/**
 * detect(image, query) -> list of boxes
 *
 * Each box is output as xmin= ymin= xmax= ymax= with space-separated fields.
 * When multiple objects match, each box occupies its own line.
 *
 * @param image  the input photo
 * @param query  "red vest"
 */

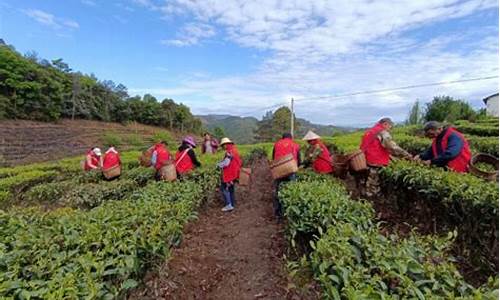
xmin=175 ymin=149 xmax=194 ymax=174
xmin=360 ymin=123 xmax=391 ymax=166
xmin=311 ymin=141 xmax=334 ymax=174
xmin=154 ymin=144 xmax=171 ymax=170
xmin=223 ymin=145 xmax=242 ymax=183
xmin=274 ymin=138 xmax=300 ymax=161
xmin=84 ymin=151 xmax=100 ymax=171
xmin=102 ymin=148 xmax=120 ymax=170
xmin=432 ymin=127 xmax=471 ymax=173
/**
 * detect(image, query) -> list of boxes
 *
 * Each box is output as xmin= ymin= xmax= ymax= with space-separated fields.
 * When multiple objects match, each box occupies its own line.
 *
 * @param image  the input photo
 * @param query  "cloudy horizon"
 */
xmin=1 ymin=0 xmax=498 ymax=126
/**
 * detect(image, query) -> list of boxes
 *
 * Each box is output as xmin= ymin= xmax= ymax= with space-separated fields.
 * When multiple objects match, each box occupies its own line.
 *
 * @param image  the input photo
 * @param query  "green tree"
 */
xmin=254 ymin=106 xmax=299 ymax=142
xmin=424 ymin=96 xmax=477 ymax=122
xmin=175 ymin=104 xmax=191 ymax=132
xmin=213 ymin=126 xmax=225 ymax=139
xmin=406 ymin=100 xmax=424 ymax=125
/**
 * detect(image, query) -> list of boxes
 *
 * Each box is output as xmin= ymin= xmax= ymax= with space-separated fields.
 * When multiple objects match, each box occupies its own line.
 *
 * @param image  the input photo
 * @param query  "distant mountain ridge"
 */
xmin=197 ymin=114 xmax=356 ymax=144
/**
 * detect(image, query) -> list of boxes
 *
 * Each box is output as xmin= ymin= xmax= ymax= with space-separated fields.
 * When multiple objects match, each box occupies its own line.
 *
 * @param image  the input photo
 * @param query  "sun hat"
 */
xmin=92 ymin=147 xmax=102 ymax=156
xmin=183 ymin=136 xmax=197 ymax=147
xmin=220 ymin=137 xmax=233 ymax=146
xmin=302 ymin=130 xmax=321 ymax=141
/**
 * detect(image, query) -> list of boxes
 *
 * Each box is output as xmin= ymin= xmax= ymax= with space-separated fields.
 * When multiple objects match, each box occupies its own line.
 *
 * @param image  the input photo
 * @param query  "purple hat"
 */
xmin=183 ymin=136 xmax=197 ymax=147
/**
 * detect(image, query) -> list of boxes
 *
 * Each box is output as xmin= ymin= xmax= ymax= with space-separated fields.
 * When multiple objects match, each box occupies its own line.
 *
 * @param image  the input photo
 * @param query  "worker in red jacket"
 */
xmin=303 ymin=130 xmax=333 ymax=174
xmin=360 ymin=117 xmax=411 ymax=197
xmin=417 ymin=121 xmax=471 ymax=173
xmin=272 ymin=133 xmax=301 ymax=220
xmin=102 ymin=145 xmax=121 ymax=179
xmin=151 ymin=141 xmax=171 ymax=180
xmin=83 ymin=147 xmax=101 ymax=171
xmin=175 ymin=136 xmax=201 ymax=176
xmin=217 ymin=137 xmax=242 ymax=212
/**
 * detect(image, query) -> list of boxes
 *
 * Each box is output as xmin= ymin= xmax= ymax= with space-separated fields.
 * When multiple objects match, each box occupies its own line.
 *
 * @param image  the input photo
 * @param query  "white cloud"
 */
xmin=23 ymin=9 xmax=80 ymax=30
xmin=81 ymin=0 xmax=96 ymax=6
xmin=161 ymin=23 xmax=216 ymax=47
xmin=134 ymin=0 xmax=498 ymax=126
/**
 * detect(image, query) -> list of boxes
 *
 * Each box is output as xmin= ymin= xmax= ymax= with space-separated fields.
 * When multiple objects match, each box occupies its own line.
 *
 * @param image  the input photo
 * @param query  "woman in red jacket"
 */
xmin=102 ymin=145 xmax=121 ymax=180
xmin=83 ymin=147 xmax=102 ymax=171
xmin=151 ymin=141 xmax=171 ymax=180
xmin=217 ymin=137 xmax=242 ymax=212
xmin=303 ymin=131 xmax=334 ymax=174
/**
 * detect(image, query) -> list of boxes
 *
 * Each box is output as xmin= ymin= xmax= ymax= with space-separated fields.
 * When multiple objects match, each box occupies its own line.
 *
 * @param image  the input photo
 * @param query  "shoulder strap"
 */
xmin=175 ymin=149 xmax=191 ymax=167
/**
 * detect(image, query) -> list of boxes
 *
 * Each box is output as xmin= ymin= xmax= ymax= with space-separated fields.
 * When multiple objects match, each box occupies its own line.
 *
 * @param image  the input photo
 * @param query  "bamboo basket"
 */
xmin=139 ymin=149 xmax=153 ymax=167
xmin=269 ymin=154 xmax=298 ymax=180
xmin=239 ymin=168 xmax=252 ymax=186
xmin=348 ymin=150 xmax=367 ymax=172
xmin=103 ymin=165 xmax=121 ymax=179
xmin=333 ymin=154 xmax=349 ymax=177
xmin=160 ymin=163 xmax=177 ymax=182
xmin=469 ymin=153 xmax=498 ymax=182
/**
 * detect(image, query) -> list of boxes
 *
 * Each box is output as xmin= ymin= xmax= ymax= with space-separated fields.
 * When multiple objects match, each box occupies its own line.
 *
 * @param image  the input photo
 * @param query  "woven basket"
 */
xmin=348 ymin=150 xmax=367 ymax=172
xmin=469 ymin=153 xmax=498 ymax=182
xmin=239 ymin=168 xmax=252 ymax=186
xmin=103 ymin=165 xmax=121 ymax=179
xmin=160 ymin=163 xmax=177 ymax=182
xmin=333 ymin=154 xmax=349 ymax=177
xmin=269 ymin=154 xmax=298 ymax=180
xmin=139 ymin=150 xmax=153 ymax=167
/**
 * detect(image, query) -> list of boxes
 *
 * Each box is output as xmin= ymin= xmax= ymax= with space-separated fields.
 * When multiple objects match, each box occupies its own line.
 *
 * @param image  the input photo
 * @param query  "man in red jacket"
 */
xmin=272 ymin=133 xmax=301 ymax=220
xmin=360 ymin=118 xmax=411 ymax=196
xmin=416 ymin=121 xmax=471 ymax=173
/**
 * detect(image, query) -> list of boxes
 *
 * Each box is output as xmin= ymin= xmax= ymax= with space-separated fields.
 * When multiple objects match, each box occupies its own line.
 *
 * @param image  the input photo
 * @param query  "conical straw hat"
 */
xmin=220 ymin=137 xmax=233 ymax=145
xmin=302 ymin=130 xmax=321 ymax=141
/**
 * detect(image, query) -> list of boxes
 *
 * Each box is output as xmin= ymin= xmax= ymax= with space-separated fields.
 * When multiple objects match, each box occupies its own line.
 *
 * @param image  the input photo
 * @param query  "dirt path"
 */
xmin=131 ymin=159 xmax=299 ymax=299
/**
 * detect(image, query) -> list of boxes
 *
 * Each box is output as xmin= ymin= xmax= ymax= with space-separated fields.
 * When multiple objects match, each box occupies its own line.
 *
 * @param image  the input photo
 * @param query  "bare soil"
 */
xmin=0 ymin=119 xmax=184 ymax=166
xmin=130 ymin=159 xmax=317 ymax=300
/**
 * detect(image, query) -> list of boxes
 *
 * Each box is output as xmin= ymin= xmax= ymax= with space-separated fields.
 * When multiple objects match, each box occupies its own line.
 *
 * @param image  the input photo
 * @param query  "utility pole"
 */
xmin=290 ymin=97 xmax=294 ymax=138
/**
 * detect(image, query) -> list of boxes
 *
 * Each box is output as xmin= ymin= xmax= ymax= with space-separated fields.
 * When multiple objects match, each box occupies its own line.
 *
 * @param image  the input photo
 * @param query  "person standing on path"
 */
xmin=201 ymin=132 xmax=219 ymax=154
xmin=151 ymin=140 xmax=172 ymax=180
xmin=175 ymin=136 xmax=201 ymax=177
xmin=272 ymin=133 xmax=301 ymax=221
xmin=303 ymin=131 xmax=334 ymax=174
xmin=359 ymin=117 xmax=412 ymax=197
xmin=217 ymin=137 xmax=242 ymax=212
xmin=415 ymin=121 xmax=471 ymax=173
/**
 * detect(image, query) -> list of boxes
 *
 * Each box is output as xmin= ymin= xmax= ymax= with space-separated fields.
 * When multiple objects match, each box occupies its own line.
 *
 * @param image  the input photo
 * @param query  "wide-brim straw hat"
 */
xmin=302 ymin=130 xmax=321 ymax=141
xmin=220 ymin=137 xmax=233 ymax=146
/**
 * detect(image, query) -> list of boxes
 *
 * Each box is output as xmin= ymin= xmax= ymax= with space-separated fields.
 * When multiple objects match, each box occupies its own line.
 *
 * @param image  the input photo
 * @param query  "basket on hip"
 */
xmin=239 ymin=168 xmax=252 ymax=186
xmin=348 ymin=150 xmax=367 ymax=172
xmin=160 ymin=162 xmax=177 ymax=182
xmin=103 ymin=165 xmax=121 ymax=179
xmin=269 ymin=154 xmax=298 ymax=180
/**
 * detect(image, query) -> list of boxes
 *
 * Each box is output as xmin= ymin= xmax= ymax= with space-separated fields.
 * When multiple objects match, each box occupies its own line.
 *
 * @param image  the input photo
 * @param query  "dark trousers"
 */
xmin=273 ymin=173 xmax=297 ymax=217
xmin=220 ymin=182 xmax=236 ymax=207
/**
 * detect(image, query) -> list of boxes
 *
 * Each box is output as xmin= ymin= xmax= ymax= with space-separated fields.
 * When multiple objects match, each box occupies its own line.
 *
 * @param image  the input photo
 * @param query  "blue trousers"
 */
xmin=220 ymin=182 xmax=236 ymax=207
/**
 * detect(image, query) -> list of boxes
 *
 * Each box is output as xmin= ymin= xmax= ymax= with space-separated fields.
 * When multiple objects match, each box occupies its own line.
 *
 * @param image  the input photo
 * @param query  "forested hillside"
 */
xmin=0 ymin=40 xmax=201 ymax=132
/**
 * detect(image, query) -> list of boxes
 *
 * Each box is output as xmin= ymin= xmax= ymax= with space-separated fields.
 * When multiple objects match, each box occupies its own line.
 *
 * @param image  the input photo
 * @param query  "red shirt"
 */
xmin=102 ymin=148 xmax=121 ymax=170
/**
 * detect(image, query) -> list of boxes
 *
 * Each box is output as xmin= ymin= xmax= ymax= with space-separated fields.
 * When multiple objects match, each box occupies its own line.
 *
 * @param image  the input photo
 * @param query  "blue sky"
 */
xmin=0 ymin=0 xmax=498 ymax=126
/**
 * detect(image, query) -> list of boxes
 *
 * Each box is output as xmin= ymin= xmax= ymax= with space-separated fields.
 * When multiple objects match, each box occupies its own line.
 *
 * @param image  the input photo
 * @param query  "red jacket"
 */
xmin=223 ymin=144 xmax=242 ymax=183
xmin=154 ymin=144 xmax=171 ymax=170
xmin=273 ymin=138 xmax=300 ymax=162
xmin=84 ymin=150 xmax=100 ymax=171
xmin=175 ymin=148 xmax=194 ymax=174
xmin=432 ymin=127 xmax=471 ymax=173
xmin=360 ymin=123 xmax=391 ymax=166
xmin=311 ymin=140 xmax=334 ymax=174
xmin=102 ymin=148 xmax=120 ymax=170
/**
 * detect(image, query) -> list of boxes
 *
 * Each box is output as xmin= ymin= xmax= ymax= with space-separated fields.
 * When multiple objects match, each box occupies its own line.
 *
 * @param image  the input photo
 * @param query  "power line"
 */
xmin=233 ymin=75 xmax=498 ymax=117
xmin=294 ymin=75 xmax=498 ymax=102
